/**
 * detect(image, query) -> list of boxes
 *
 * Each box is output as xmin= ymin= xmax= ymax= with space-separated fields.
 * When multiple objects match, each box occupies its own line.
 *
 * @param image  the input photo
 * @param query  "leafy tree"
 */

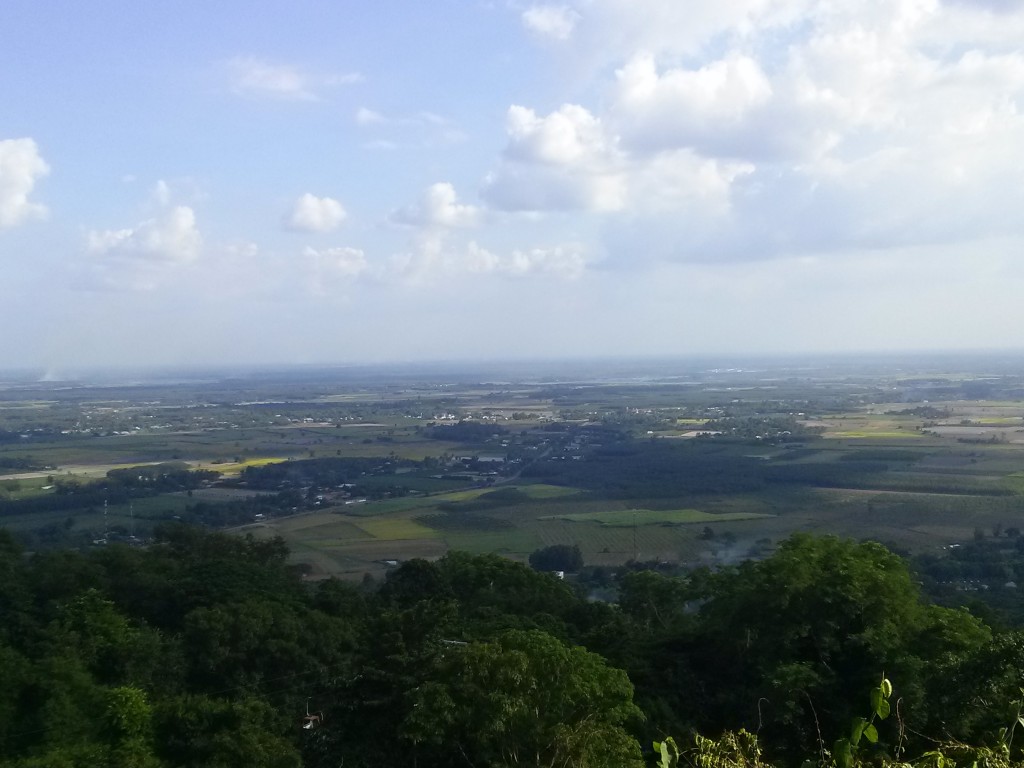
xmin=153 ymin=694 xmax=300 ymax=768
xmin=617 ymin=570 xmax=694 ymax=632
xmin=652 ymin=535 xmax=989 ymax=756
xmin=529 ymin=543 xmax=584 ymax=572
xmin=402 ymin=629 xmax=644 ymax=768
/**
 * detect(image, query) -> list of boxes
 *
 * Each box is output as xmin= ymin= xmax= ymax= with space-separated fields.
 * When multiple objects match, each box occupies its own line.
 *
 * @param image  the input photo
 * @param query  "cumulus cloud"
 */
xmin=553 ymin=0 xmax=813 ymax=63
xmin=88 ymin=206 xmax=201 ymax=264
xmin=611 ymin=53 xmax=774 ymax=155
xmin=391 ymin=183 xmax=480 ymax=228
xmin=0 ymin=138 xmax=49 ymax=229
xmin=488 ymin=0 xmax=1024 ymax=266
xmin=85 ymin=206 xmax=202 ymax=290
xmin=522 ymin=5 xmax=582 ymax=40
xmin=504 ymin=104 xmax=612 ymax=165
xmin=483 ymin=104 xmax=626 ymax=212
xmin=285 ymin=193 xmax=348 ymax=232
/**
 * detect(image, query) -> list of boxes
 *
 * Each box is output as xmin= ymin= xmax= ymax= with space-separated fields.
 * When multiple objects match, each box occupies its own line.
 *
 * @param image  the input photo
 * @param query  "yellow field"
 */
xmin=191 ymin=456 xmax=290 ymax=474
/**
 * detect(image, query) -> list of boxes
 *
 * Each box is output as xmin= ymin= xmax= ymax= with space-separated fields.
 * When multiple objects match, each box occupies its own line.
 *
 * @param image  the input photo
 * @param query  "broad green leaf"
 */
xmin=864 ymin=723 xmax=878 ymax=744
xmin=850 ymin=717 xmax=867 ymax=746
xmin=835 ymin=739 xmax=853 ymax=768
xmin=877 ymin=698 xmax=891 ymax=720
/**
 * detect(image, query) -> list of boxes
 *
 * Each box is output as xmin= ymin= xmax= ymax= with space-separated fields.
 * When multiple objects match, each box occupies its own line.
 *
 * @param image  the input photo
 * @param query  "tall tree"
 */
xmin=402 ymin=629 xmax=644 ymax=768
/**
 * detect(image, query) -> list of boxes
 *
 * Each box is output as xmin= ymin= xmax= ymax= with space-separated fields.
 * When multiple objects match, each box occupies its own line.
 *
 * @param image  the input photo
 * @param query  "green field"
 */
xmin=8 ymin=363 xmax=1024 ymax=577
xmin=542 ymin=509 xmax=772 ymax=526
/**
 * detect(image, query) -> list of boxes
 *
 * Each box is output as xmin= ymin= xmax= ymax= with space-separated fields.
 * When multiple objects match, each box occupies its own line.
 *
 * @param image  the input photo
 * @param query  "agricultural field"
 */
xmin=5 ymin=355 xmax=1024 ymax=578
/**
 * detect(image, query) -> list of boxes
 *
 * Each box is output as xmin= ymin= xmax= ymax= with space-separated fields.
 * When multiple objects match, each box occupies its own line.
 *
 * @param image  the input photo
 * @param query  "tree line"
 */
xmin=2 ymin=528 xmax=1024 ymax=767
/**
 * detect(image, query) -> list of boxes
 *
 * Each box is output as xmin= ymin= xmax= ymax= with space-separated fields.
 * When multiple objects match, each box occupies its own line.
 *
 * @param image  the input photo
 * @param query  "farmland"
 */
xmin=4 ymin=354 xmax=1024 ymax=578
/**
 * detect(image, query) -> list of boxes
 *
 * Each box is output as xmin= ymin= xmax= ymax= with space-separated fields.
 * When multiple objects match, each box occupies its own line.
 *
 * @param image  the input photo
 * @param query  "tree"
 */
xmin=529 ymin=544 xmax=583 ymax=572
xmin=403 ymin=629 xmax=644 ymax=768
xmin=655 ymin=535 xmax=989 ymax=756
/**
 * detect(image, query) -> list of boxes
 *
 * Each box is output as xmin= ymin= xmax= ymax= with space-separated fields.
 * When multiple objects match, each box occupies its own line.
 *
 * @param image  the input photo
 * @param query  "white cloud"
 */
xmin=285 ymin=193 xmax=348 ymax=232
xmin=152 ymin=179 xmax=171 ymax=206
xmin=355 ymin=107 xmax=386 ymax=125
xmin=387 ymin=233 xmax=587 ymax=283
xmin=228 ymin=57 xmax=315 ymax=100
xmin=486 ymin=0 xmax=1024 ymax=267
xmin=555 ymin=0 xmax=814 ymax=63
xmin=85 ymin=206 xmax=202 ymax=290
xmin=522 ymin=5 xmax=582 ymax=40
xmin=303 ymin=246 xmax=368 ymax=295
xmin=391 ymin=183 xmax=480 ymax=228
xmin=465 ymin=241 xmax=587 ymax=278
xmin=0 ymin=138 xmax=49 ymax=229
xmin=483 ymin=104 xmax=626 ymax=212
xmin=88 ymin=206 xmax=201 ymax=264
xmin=304 ymin=246 xmax=367 ymax=277
xmin=228 ymin=57 xmax=361 ymax=101
xmin=611 ymin=53 xmax=774 ymax=154
xmin=504 ymin=104 xmax=611 ymax=165
xmin=354 ymin=107 xmax=467 ymax=143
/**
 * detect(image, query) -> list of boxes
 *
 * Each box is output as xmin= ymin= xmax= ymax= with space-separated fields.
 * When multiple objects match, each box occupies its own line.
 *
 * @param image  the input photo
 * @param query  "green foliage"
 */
xmin=402 ymin=629 xmax=644 ymax=768
xmin=529 ymin=543 xmax=584 ymax=572
xmin=0 ymin=527 xmax=1021 ymax=768
xmin=833 ymin=677 xmax=893 ymax=768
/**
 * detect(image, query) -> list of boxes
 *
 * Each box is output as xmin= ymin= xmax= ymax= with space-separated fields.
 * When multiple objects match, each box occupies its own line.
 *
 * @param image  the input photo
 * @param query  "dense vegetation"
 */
xmin=2 ymin=528 xmax=1023 ymax=767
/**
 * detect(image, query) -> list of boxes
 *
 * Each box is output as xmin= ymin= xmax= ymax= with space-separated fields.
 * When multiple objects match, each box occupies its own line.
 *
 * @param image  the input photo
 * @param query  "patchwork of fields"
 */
xmin=6 ymin=367 xmax=1024 ymax=578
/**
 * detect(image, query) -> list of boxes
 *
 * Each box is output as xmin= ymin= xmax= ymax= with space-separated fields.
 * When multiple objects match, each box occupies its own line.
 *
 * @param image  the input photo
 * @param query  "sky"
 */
xmin=3 ymin=0 xmax=1024 ymax=372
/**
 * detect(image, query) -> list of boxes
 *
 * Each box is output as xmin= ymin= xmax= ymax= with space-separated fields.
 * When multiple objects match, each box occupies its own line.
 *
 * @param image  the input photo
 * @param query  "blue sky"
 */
xmin=3 ymin=0 xmax=1024 ymax=372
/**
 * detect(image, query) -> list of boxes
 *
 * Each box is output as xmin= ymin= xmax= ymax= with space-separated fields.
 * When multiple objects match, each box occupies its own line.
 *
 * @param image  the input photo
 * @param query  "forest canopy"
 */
xmin=0 ymin=527 xmax=1020 ymax=768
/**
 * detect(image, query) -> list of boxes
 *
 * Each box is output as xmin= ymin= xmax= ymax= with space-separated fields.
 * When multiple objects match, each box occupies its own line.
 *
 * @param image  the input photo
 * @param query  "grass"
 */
xmin=354 ymin=517 xmax=441 ymax=540
xmin=828 ymin=431 xmax=925 ymax=439
xmin=542 ymin=509 xmax=772 ymax=526
xmin=0 ymin=476 xmax=55 ymax=500
xmin=1003 ymin=473 xmax=1024 ymax=495
xmin=515 ymin=483 xmax=581 ymax=499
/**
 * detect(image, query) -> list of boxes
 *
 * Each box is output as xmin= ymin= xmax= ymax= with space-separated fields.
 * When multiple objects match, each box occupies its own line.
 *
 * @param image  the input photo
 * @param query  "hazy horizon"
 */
xmin=6 ymin=348 xmax=1024 ymax=390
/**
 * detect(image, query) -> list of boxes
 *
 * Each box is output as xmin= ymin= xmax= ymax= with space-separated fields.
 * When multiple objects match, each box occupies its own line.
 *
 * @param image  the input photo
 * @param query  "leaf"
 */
xmin=877 ymin=698 xmax=891 ymax=720
xmin=881 ymin=678 xmax=893 ymax=698
xmin=850 ymin=717 xmax=867 ymax=746
xmin=655 ymin=740 xmax=672 ymax=768
xmin=835 ymin=739 xmax=853 ymax=768
xmin=863 ymin=723 xmax=878 ymax=744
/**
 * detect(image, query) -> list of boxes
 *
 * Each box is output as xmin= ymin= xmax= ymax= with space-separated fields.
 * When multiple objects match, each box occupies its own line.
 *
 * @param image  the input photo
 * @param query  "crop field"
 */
xmin=543 ymin=508 xmax=773 ymax=526
xmin=191 ymin=456 xmax=289 ymax=474
xmin=353 ymin=517 xmax=441 ymax=540
xmin=8 ymin=359 xmax=1024 ymax=577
